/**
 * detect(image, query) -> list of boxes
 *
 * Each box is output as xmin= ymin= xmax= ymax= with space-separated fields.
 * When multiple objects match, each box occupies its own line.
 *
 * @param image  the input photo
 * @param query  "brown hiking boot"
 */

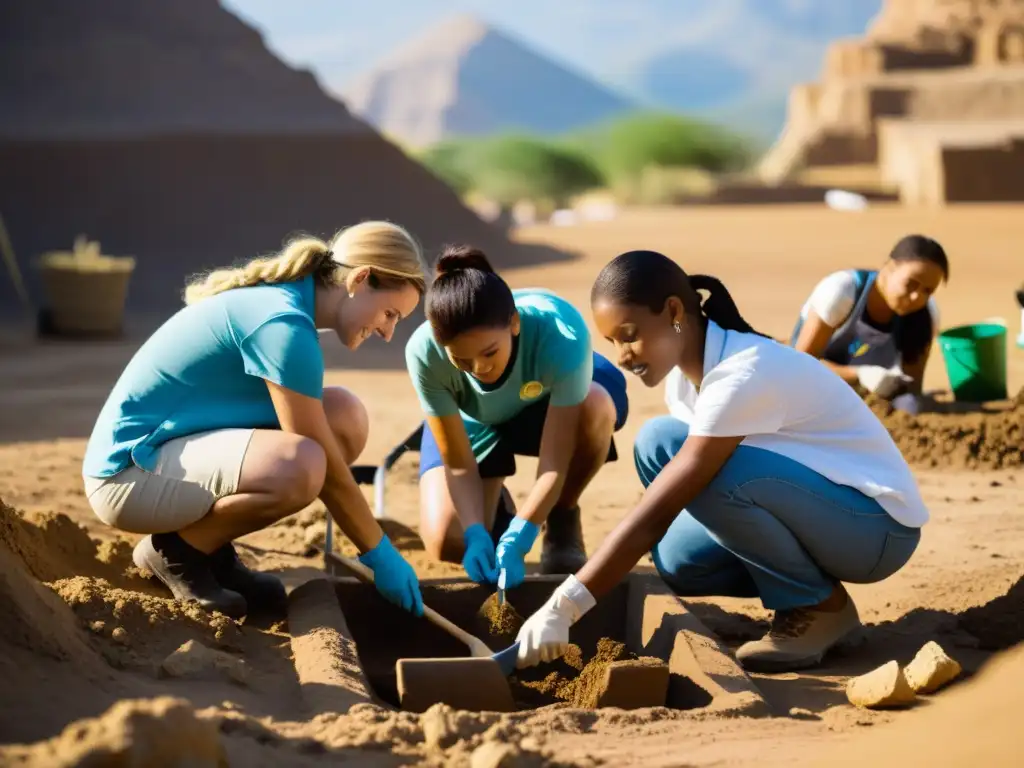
xmin=736 ymin=597 xmax=861 ymax=673
xmin=540 ymin=505 xmax=587 ymax=574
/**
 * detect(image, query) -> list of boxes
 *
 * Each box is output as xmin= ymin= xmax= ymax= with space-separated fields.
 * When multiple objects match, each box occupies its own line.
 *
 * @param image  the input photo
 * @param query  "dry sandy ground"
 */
xmin=0 ymin=204 xmax=1022 ymax=766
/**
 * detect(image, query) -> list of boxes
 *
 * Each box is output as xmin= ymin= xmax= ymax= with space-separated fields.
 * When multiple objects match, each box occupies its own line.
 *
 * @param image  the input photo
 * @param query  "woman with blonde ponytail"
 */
xmin=82 ymin=221 xmax=428 ymax=620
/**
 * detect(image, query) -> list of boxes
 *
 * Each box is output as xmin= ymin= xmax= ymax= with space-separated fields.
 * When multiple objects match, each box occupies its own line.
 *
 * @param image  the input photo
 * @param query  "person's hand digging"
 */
xmin=515 ymin=575 xmax=595 ymax=668
xmin=358 ymin=535 xmax=424 ymax=616
xmin=495 ymin=517 xmax=539 ymax=589
xmin=462 ymin=523 xmax=498 ymax=584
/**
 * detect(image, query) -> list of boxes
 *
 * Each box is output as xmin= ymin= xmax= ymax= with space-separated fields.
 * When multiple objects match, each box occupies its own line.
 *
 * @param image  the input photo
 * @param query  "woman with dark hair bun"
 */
xmin=404 ymin=245 xmax=630 ymax=587
xmin=513 ymin=249 xmax=928 ymax=675
xmin=791 ymin=234 xmax=950 ymax=401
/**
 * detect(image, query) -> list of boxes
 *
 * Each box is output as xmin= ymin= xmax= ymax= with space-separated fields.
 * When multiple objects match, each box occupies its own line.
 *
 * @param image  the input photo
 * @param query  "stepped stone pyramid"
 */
xmin=759 ymin=0 xmax=1024 ymax=204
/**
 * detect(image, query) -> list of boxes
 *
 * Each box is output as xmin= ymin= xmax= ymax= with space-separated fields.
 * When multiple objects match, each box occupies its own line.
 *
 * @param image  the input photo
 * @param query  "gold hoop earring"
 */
xmin=673 ymin=321 xmax=682 ymax=334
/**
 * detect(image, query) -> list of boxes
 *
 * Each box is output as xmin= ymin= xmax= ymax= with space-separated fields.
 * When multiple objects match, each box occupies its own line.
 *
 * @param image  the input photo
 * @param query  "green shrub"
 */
xmin=460 ymin=136 xmax=604 ymax=208
xmin=418 ymin=140 xmax=475 ymax=197
xmin=566 ymin=112 xmax=752 ymax=184
xmin=415 ymin=111 xmax=752 ymax=206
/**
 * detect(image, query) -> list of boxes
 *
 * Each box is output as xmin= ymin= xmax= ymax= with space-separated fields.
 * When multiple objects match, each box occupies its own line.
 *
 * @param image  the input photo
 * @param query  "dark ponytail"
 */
xmin=425 ymin=244 xmax=516 ymax=344
xmin=688 ymin=275 xmax=763 ymax=335
xmin=591 ymin=250 xmax=765 ymax=336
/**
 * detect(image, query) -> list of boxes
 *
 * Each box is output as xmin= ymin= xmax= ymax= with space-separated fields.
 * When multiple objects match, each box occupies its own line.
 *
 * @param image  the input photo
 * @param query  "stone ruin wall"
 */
xmin=760 ymin=0 xmax=1024 ymax=193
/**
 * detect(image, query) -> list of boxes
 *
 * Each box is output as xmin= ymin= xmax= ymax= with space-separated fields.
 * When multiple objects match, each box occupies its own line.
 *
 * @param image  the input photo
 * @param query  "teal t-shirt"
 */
xmin=82 ymin=276 xmax=325 ymax=478
xmin=404 ymin=288 xmax=593 ymax=459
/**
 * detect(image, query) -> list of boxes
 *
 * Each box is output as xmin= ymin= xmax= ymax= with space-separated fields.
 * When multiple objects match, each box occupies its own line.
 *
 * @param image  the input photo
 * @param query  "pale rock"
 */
xmin=904 ymin=641 xmax=962 ymax=694
xmin=160 ymin=639 xmax=250 ymax=685
xmin=471 ymin=741 xmax=522 ymax=768
xmin=111 ymin=627 xmax=129 ymax=645
xmin=846 ymin=660 xmax=916 ymax=709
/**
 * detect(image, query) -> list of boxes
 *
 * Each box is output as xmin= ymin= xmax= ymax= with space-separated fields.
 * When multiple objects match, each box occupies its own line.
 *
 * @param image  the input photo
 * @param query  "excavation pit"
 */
xmin=325 ymin=572 xmax=744 ymax=714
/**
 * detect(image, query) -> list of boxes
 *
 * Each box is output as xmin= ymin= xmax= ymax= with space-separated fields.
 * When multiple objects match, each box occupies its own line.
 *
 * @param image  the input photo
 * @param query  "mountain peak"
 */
xmin=342 ymin=15 xmax=635 ymax=147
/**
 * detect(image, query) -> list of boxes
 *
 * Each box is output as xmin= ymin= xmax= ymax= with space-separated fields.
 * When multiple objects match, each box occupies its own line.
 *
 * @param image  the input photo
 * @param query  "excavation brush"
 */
xmin=333 ymin=553 xmax=520 ymax=712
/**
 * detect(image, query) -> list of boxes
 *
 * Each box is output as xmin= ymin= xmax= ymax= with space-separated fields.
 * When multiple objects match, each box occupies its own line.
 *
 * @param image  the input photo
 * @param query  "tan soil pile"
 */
xmin=957 ymin=574 xmax=1024 ymax=650
xmin=513 ymin=637 xmax=638 ymax=708
xmin=0 ymin=503 xmax=143 ymax=587
xmin=868 ymin=388 xmax=1024 ymax=469
xmin=2 ymin=697 xmax=228 ymax=768
xmin=0 ymin=499 xmax=119 ymax=742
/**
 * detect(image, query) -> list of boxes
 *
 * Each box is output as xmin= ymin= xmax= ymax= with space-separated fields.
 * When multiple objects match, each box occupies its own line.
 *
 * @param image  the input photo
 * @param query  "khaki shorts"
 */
xmin=83 ymin=428 xmax=255 ymax=534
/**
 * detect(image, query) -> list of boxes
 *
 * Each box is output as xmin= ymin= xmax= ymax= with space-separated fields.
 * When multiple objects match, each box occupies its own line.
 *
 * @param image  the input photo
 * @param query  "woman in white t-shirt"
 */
xmin=511 ymin=250 xmax=928 ymax=674
xmin=790 ymin=234 xmax=949 ymax=402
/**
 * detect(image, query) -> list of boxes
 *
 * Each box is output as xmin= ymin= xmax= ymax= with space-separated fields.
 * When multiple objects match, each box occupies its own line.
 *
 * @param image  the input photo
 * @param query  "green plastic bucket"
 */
xmin=937 ymin=322 xmax=1008 ymax=402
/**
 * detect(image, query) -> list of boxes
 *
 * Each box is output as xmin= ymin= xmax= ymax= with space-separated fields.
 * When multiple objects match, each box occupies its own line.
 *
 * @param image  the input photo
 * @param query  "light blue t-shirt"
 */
xmin=83 ymin=276 xmax=324 ymax=478
xmin=405 ymin=288 xmax=592 ymax=458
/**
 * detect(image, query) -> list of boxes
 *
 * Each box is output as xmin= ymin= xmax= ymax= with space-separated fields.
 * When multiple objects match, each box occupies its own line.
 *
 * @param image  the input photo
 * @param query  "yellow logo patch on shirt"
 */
xmin=519 ymin=381 xmax=544 ymax=400
xmin=852 ymin=342 xmax=871 ymax=358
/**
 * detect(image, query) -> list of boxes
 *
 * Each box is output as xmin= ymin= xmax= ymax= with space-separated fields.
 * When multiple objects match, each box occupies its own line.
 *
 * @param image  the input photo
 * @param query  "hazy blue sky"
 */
xmin=220 ymin=1 xmax=882 ymax=99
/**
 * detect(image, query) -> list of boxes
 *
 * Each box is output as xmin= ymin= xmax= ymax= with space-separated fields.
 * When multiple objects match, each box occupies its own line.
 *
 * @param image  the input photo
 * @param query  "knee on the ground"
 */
xmin=322 ymin=386 xmax=370 ymax=463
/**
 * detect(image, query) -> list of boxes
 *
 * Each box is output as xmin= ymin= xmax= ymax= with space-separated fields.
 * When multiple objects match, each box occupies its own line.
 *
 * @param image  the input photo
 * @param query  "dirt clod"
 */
xmin=846 ymin=660 xmax=917 ymax=709
xmin=111 ymin=626 xmax=129 ymax=645
xmin=470 ymin=741 xmax=523 ymax=768
xmin=160 ymin=640 xmax=250 ymax=685
xmin=903 ymin=641 xmax=962 ymax=694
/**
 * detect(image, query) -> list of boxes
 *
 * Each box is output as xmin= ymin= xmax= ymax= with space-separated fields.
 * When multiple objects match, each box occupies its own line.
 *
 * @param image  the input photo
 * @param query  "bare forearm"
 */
xmin=317 ymin=437 xmax=384 ymax=553
xmin=517 ymin=469 xmax=565 ymax=526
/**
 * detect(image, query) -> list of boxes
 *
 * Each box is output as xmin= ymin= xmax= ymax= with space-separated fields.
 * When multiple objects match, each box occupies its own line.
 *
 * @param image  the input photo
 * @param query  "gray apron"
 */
xmin=822 ymin=272 xmax=901 ymax=368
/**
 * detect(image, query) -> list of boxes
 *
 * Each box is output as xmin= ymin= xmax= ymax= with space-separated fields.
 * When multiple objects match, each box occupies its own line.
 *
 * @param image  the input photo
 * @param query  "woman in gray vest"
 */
xmin=790 ymin=235 xmax=949 ymax=402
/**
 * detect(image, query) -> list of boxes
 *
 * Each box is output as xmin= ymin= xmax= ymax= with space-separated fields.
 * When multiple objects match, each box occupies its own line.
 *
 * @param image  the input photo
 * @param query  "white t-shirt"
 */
xmin=800 ymin=270 xmax=940 ymax=329
xmin=664 ymin=320 xmax=929 ymax=528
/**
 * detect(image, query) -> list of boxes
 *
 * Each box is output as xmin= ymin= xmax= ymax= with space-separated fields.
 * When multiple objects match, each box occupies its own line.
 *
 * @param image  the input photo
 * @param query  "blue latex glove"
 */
xmin=358 ymin=535 xmax=424 ymax=616
xmin=462 ymin=523 xmax=498 ymax=584
xmin=495 ymin=517 xmax=540 ymax=589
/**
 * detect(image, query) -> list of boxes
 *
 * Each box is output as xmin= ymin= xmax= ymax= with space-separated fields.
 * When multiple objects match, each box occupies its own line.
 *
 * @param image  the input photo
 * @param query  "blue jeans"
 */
xmin=634 ymin=416 xmax=921 ymax=611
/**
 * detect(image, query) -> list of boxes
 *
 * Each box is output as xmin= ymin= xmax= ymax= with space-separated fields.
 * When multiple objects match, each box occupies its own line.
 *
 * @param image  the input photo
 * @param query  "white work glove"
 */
xmin=856 ymin=364 xmax=912 ymax=399
xmin=515 ymin=574 xmax=596 ymax=668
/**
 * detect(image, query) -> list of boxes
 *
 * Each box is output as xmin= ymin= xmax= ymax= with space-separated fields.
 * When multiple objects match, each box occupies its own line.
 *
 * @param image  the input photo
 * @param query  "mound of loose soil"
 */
xmin=868 ymin=388 xmax=1023 ymax=470
xmin=512 ymin=637 xmax=638 ymax=708
xmin=957 ymin=575 xmax=1024 ymax=651
xmin=1 ymin=696 xmax=228 ymax=768
xmin=0 ymin=502 xmax=146 ymax=588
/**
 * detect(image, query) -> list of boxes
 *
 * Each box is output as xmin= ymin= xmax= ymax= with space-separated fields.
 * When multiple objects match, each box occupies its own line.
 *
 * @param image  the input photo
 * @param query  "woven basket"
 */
xmin=37 ymin=237 xmax=135 ymax=335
